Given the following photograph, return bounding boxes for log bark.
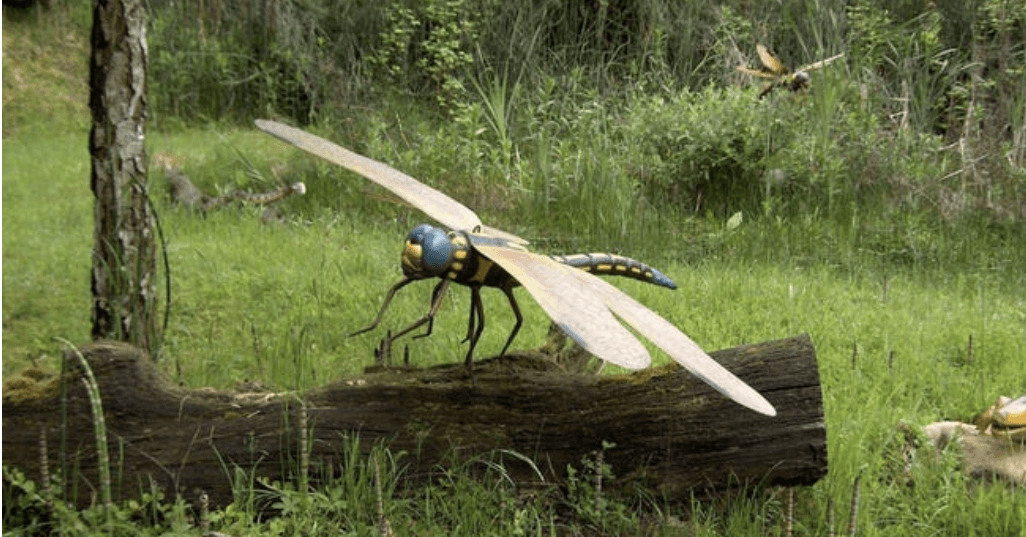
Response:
[2,334,825,510]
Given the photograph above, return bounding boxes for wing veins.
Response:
[797,52,845,72]
[756,44,789,76]
[256,120,527,244]
[474,239,775,416]
[568,269,776,416]
[471,243,650,370]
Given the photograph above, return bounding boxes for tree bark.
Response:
[89,0,155,350]
[2,334,825,510]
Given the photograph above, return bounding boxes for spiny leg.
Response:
[463,286,487,371]
[350,277,416,337]
[462,287,483,344]
[382,278,452,352]
[414,280,449,340]
[497,285,524,357]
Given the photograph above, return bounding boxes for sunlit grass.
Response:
[5,118,1025,534]
[2,130,93,376]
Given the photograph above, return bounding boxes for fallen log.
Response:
[2,334,825,510]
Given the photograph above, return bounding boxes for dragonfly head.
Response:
[402,224,453,278]
[790,71,811,91]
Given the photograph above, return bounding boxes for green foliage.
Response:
[563,442,640,533]
[847,3,965,135]
[3,464,198,537]
[371,0,484,111]
[146,0,385,127]
[5,124,1026,534]
[625,87,785,219]
[147,0,309,126]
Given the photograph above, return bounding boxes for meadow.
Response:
[3,1,1025,535]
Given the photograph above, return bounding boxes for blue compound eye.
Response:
[407,224,434,244]
[405,224,452,275]
[420,227,453,274]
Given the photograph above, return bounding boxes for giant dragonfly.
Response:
[736,44,844,99]
[256,120,776,416]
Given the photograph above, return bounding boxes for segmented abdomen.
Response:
[548,253,677,289]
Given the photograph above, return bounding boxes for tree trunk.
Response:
[2,334,826,511]
[89,0,155,350]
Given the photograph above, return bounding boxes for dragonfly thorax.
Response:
[402,224,455,278]
[789,71,811,91]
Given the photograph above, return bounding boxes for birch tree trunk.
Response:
[88,0,155,350]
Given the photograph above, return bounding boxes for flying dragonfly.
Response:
[736,44,844,98]
[255,119,776,416]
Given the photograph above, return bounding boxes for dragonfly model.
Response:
[737,44,844,98]
[256,119,776,416]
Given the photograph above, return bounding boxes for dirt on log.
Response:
[2,334,825,510]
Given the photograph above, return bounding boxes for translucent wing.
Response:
[756,44,789,76]
[568,268,777,416]
[735,66,780,80]
[473,239,776,416]
[470,241,650,370]
[797,52,845,73]
[256,119,528,245]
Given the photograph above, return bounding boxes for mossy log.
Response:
[2,334,825,510]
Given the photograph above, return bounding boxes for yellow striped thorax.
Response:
[401,224,676,290]
[401,224,520,288]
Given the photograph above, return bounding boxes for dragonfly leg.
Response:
[384,278,452,347]
[414,280,448,340]
[462,287,482,344]
[497,285,523,357]
[350,277,416,337]
[759,82,779,99]
[463,286,486,371]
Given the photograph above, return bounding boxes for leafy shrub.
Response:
[370,0,484,111]
[624,87,786,218]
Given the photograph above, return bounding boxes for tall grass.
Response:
[140,0,1025,225]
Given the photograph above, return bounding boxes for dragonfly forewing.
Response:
[471,241,651,370]
[756,44,788,76]
[478,239,775,416]
[798,52,845,73]
[256,120,528,245]
[735,66,780,80]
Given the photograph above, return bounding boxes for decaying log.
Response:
[2,334,825,510]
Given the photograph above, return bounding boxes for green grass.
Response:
[1,1,91,137]
[5,125,1025,535]
[2,130,93,375]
